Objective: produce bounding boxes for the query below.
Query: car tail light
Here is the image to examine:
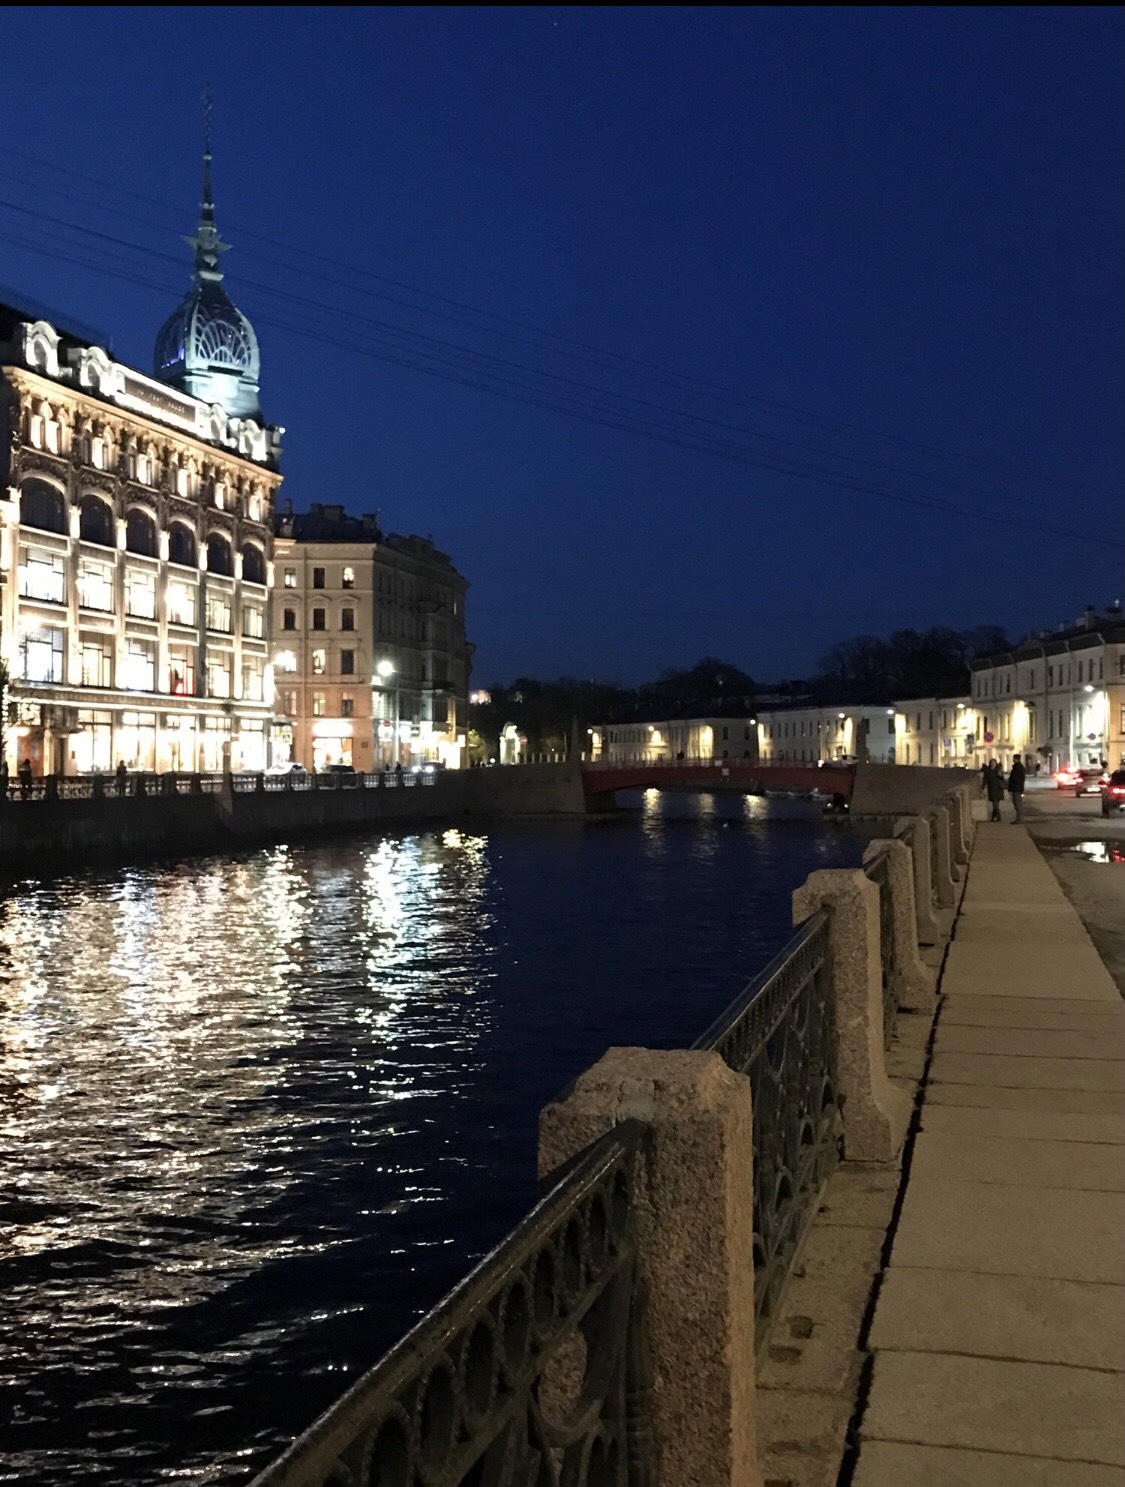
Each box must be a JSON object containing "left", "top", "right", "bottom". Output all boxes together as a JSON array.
[{"left": 1111, "top": 787, "right": 1125, "bottom": 797}]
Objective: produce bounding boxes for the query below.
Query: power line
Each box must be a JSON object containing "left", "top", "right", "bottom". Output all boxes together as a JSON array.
[{"left": 0, "top": 141, "right": 1117, "bottom": 505}]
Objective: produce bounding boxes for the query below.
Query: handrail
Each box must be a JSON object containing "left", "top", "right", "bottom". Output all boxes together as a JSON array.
[
  {"left": 692, "top": 908, "right": 838, "bottom": 1344},
  {"left": 249, "top": 1121, "right": 651, "bottom": 1487}
]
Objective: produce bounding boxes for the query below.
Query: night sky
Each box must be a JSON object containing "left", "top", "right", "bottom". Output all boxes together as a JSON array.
[{"left": 0, "top": 6, "right": 1120, "bottom": 685}]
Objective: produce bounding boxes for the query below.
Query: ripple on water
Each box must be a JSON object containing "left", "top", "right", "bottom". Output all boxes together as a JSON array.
[{"left": 0, "top": 796, "right": 861, "bottom": 1483}]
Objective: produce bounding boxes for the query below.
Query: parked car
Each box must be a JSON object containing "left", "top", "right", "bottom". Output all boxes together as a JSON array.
[
  {"left": 321, "top": 762, "right": 357, "bottom": 776},
  {"left": 1055, "top": 766, "right": 1105, "bottom": 796},
  {"left": 411, "top": 761, "right": 446, "bottom": 775},
  {"left": 1101, "top": 770, "right": 1125, "bottom": 816},
  {"left": 267, "top": 761, "right": 307, "bottom": 778}
]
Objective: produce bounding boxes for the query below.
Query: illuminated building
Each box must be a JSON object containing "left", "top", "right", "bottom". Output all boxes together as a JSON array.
[
  {"left": 272, "top": 503, "right": 470, "bottom": 772},
  {"left": 0, "top": 139, "right": 282, "bottom": 775},
  {"left": 755, "top": 705, "right": 895, "bottom": 764}
]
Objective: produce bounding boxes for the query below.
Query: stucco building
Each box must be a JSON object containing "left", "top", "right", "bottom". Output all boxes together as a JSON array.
[
  {"left": 755, "top": 704, "right": 896, "bottom": 765},
  {"left": 272, "top": 504, "right": 470, "bottom": 772},
  {"left": 0, "top": 145, "right": 282, "bottom": 775}
]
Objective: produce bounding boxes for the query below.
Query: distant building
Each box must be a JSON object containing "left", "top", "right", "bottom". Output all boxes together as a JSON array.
[
  {"left": 891, "top": 697, "right": 973, "bottom": 768},
  {"left": 0, "top": 141, "right": 282, "bottom": 775},
  {"left": 756, "top": 704, "right": 896, "bottom": 765},
  {"left": 590, "top": 716, "right": 760, "bottom": 764},
  {"left": 272, "top": 503, "right": 470, "bottom": 772}
]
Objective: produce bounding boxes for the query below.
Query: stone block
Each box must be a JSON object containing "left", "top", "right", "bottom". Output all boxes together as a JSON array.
[
  {"left": 891, "top": 1178, "right": 1124, "bottom": 1282},
  {"left": 925, "top": 1082, "right": 1125, "bottom": 1114},
  {"left": 755, "top": 1385, "right": 854, "bottom": 1487},
  {"left": 908, "top": 1130, "right": 1123, "bottom": 1190},
  {"left": 870, "top": 1266, "right": 1125, "bottom": 1369},
  {"left": 853, "top": 1440, "right": 1125, "bottom": 1487},
  {"left": 919, "top": 1100, "right": 1125, "bottom": 1145},
  {"left": 538, "top": 1046, "right": 763, "bottom": 1487},
  {"left": 813, "top": 1165, "right": 900, "bottom": 1230},
  {"left": 935, "top": 1023, "right": 1121, "bottom": 1060},
  {"left": 792, "top": 870, "right": 912, "bottom": 1162},
  {"left": 940, "top": 995, "right": 1125, "bottom": 1030},
  {"left": 930, "top": 1051, "right": 1123, "bottom": 1091},
  {"left": 861, "top": 1351, "right": 1125, "bottom": 1465}
]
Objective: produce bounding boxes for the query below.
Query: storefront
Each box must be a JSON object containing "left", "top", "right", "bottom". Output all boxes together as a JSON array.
[
  {"left": 237, "top": 718, "right": 266, "bottom": 772},
  {"left": 311, "top": 718, "right": 353, "bottom": 772},
  {"left": 117, "top": 710, "right": 157, "bottom": 771},
  {"left": 71, "top": 710, "right": 113, "bottom": 773}
]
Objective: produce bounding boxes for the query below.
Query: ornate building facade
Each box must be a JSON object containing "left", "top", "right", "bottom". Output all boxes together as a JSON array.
[
  {"left": 272, "top": 504, "right": 470, "bottom": 772},
  {"left": 0, "top": 145, "right": 283, "bottom": 775}
]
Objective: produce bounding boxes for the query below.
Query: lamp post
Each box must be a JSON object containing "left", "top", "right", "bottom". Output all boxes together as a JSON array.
[{"left": 375, "top": 660, "right": 399, "bottom": 768}]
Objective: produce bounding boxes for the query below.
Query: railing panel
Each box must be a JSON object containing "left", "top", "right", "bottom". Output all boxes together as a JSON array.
[
  {"left": 692, "top": 910, "right": 838, "bottom": 1346},
  {"left": 249, "top": 1123, "right": 651, "bottom": 1487}
]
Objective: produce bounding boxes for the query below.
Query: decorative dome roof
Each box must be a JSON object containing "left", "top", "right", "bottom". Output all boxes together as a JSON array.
[{"left": 153, "top": 117, "right": 262, "bottom": 421}]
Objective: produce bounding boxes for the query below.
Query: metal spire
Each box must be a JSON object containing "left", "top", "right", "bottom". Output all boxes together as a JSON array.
[{"left": 187, "top": 84, "right": 228, "bottom": 283}]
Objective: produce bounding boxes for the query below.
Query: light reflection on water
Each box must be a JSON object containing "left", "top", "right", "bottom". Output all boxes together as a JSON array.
[{"left": 0, "top": 797, "right": 860, "bottom": 1484}]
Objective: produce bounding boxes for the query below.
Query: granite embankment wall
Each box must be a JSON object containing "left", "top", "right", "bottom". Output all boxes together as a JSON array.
[
  {"left": 849, "top": 761, "right": 973, "bottom": 817},
  {"left": 0, "top": 764, "right": 588, "bottom": 874}
]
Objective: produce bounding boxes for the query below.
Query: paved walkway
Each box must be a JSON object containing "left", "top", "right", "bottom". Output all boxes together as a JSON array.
[{"left": 853, "top": 822, "right": 1125, "bottom": 1487}]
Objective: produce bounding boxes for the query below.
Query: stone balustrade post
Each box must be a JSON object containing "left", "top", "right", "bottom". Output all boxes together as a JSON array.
[
  {"left": 539, "top": 1048, "right": 763, "bottom": 1487},
  {"left": 930, "top": 804, "right": 958, "bottom": 906},
  {"left": 891, "top": 820, "right": 945, "bottom": 945},
  {"left": 862, "top": 839, "right": 936, "bottom": 1011},
  {"left": 792, "top": 871, "right": 911, "bottom": 1162}
]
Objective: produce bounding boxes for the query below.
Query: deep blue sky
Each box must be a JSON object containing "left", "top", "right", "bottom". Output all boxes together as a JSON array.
[{"left": 1, "top": 6, "right": 1121, "bottom": 685}]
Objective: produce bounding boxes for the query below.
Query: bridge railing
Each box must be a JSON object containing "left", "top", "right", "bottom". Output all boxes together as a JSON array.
[
  {"left": 582, "top": 755, "right": 852, "bottom": 771},
  {"left": 245, "top": 784, "right": 973, "bottom": 1487}
]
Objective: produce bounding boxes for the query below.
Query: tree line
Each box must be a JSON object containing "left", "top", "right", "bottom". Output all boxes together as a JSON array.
[{"left": 469, "top": 626, "right": 1009, "bottom": 761}]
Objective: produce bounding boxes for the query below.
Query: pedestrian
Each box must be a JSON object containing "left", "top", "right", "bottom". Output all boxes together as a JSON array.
[
  {"left": 984, "top": 760, "right": 1005, "bottom": 822},
  {"left": 18, "top": 756, "right": 32, "bottom": 800},
  {"left": 1007, "top": 756, "right": 1026, "bottom": 824},
  {"left": 115, "top": 759, "right": 128, "bottom": 797}
]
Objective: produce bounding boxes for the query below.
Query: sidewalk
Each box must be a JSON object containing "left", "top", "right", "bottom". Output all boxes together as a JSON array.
[{"left": 853, "top": 822, "right": 1125, "bottom": 1486}]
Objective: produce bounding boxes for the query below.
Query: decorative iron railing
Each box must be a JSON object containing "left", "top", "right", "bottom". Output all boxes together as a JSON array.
[
  {"left": 1, "top": 770, "right": 439, "bottom": 802},
  {"left": 248, "top": 1122, "right": 652, "bottom": 1487},
  {"left": 864, "top": 850, "right": 897, "bottom": 1042},
  {"left": 691, "top": 909, "right": 839, "bottom": 1345}
]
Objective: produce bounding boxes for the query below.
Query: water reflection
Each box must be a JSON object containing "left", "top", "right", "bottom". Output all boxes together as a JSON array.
[{"left": 0, "top": 802, "right": 858, "bottom": 1484}]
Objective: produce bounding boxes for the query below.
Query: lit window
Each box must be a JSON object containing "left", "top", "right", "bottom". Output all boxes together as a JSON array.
[
  {"left": 342, "top": 566, "right": 355, "bottom": 589},
  {"left": 169, "top": 652, "right": 196, "bottom": 696},
  {"left": 312, "top": 648, "right": 326, "bottom": 675},
  {"left": 123, "top": 638, "right": 156, "bottom": 692},
  {"left": 19, "top": 626, "right": 65, "bottom": 683},
  {"left": 284, "top": 567, "right": 297, "bottom": 589},
  {"left": 242, "top": 605, "right": 265, "bottom": 640},
  {"left": 241, "top": 659, "right": 264, "bottom": 701},
  {"left": 275, "top": 650, "right": 298, "bottom": 673},
  {"left": 125, "top": 569, "right": 156, "bottom": 619},
  {"left": 18, "top": 549, "right": 66, "bottom": 604},
  {"left": 80, "top": 638, "right": 113, "bottom": 688},
  {"left": 167, "top": 582, "right": 197, "bottom": 627},
  {"left": 206, "top": 594, "right": 232, "bottom": 633},
  {"left": 312, "top": 692, "right": 327, "bottom": 717},
  {"left": 207, "top": 656, "right": 232, "bottom": 698},
  {"left": 78, "top": 560, "right": 114, "bottom": 612}
]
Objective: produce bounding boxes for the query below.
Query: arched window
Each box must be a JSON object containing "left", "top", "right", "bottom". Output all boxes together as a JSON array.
[
  {"left": 168, "top": 523, "right": 197, "bottom": 569},
  {"left": 19, "top": 480, "right": 67, "bottom": 535},
  {"left": 125, "top": 507, "right": 157, "bottom": 558},
  {"left": 79, "top": 494, "right": 115, "bottom": 547},
  {"left": 206, "top": 532, "right": 233, "bottom": 577},
  {"left": 241, "top": 542, "right": 266, "bottom": 585}
]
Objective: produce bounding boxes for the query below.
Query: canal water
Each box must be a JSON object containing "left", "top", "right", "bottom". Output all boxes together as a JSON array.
[{"left": 0, "top": 792, "right": 864, "bottom": 1485}]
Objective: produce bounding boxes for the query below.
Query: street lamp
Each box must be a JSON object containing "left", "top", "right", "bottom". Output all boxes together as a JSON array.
[{"left": 374, "top": 660, "right": 399, "bottom": 768}]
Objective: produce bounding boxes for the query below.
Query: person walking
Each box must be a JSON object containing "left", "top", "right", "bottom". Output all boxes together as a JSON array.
[
  {"left": 115, "top": 759, "right": 128, "bottom": 797},
  {"left": 18, "top": 756, "right": 32, "bottom": 800},
  {"left": 984, "top": 760, "right": 1005, "bottom": 822},
  {"left": 1008, "top": 756, "right": 1027, "bottom": 824}
]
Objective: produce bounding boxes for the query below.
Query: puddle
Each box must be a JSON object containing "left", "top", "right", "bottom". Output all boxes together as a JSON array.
[{"left": 1039, "top": 839, "right": 1125, "bottom": 864}]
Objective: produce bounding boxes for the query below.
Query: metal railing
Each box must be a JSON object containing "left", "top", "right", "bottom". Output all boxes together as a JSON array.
[
  {"left": 0, "top": 770, "right": 440, "bottom": 802},
  {"left": 692, "top": 908, "right": 839, "bottom": 1345},
  {"left": 864, "top": 850, "right": 898, "bottom": 1042},
  {"left": 249, "top": 1123, "right": 652, "bottom": 1487}
]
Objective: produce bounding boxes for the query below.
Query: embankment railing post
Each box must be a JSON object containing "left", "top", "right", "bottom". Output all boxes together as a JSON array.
[
  {"left": 792, "top": 870, "right": 911, "bottom": 1162},
  {"left": 928, "top": 803, "right": 957, "bottom": 908},
  {"left": 539, "top": 1048, "right": 763, "bottom": 1487},
  {"left": 862, "top": 839, "right": 936, "bottom": 1012}
]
